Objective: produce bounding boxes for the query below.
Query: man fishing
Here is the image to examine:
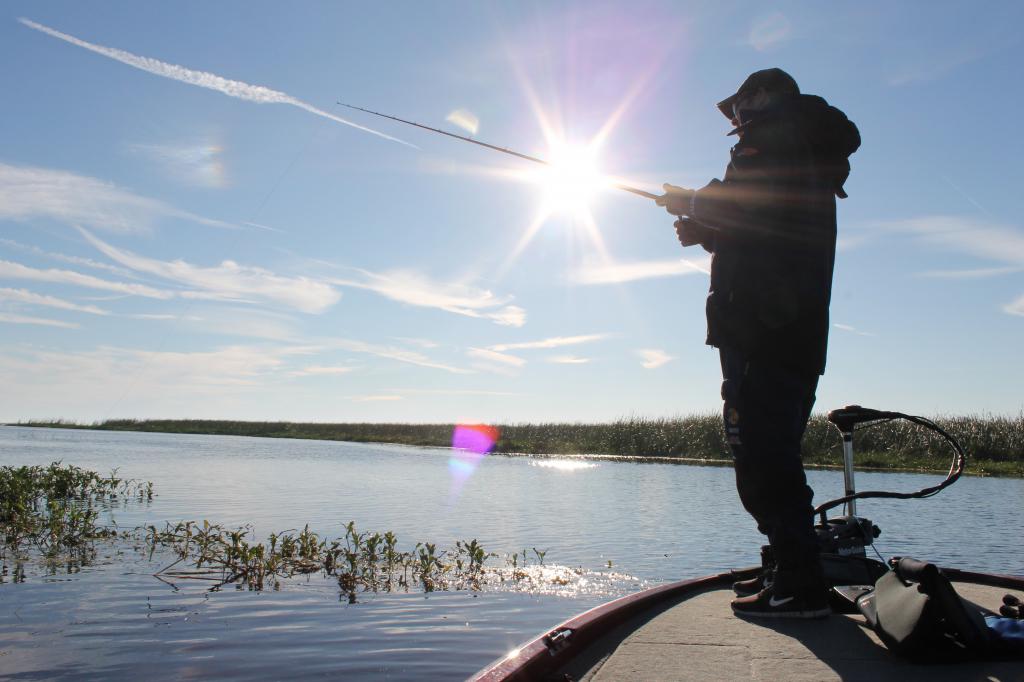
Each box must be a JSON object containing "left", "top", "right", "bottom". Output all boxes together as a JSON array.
[{"left": 656, "top": 68, "right": 860, "bottom": 618}]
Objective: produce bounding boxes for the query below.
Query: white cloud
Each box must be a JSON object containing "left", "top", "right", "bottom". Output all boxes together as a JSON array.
[
  {"left": 570, "top": 257, "right": 710, "bottom": 285},
  {"left": 128, "top": 142, "right": 226, "bottom": 188},
  {"left": 350, "top": 395, "right": 403, "bottom": 402},
  {"left": 20, "top": 18, "right": 410, "bottom": 147},
  {"left": 1003, "top": 295, "right": 1024, "bottom": 317},
  {"left": 833, "top": 323, "right": 876, "bottom": 338},
  {"left": 289, "top": 365, "right": 354, "bottom": 377},
  {"left": 878, "top": 215, "right": 1024, "bottom": 266},
  {"left": 0, "top": 287, "right": 109, "bottom": 315},
  {"left": 385, "top": 388, "right": 519, "bottom": 397},
  {"left": 0, "top": 238, "right": 137, "bottom": 277},
  {"left": 445, "top": 109, "right": 480, "bottom": 135},
  {"left": 80, "top": 229, "right": 341, "bottom": 313},
  {"left": 749, "top": 12, "right": 792, "bottom": 51},
  {"left": 0, "top": 259, "right": 174, "bottom": 299},
  {"left": 326, "top": 337, "right": 471, "bottom": 374},
  {"left": 548, "top": 355, "right": 590, "bottom": 364},
  {"left": 0, "top": 161, "right": 232, "bottom": 233},
  {"left": 0, "top": 312, "right": 79, "bottom": 328},
  {"left": 490, "top": 333, "right": 608, "bottom": 352},
  {"left": 637, "top": 348, "right": 674, "bottom": 369},
  {"left": 0, "top": 344, "right": 290, "bottom": 396},
  {"left": 328, "top": 269, "right": 525, "bottom": 326},
  {"left": 467, "top": 347, "right": 526, "bottom": 367},
  {"left": 916, "top": 266, "right": 1023, "bottom": 279},
  {"left": 392, "top": 336, "right": 440, "bottom": 349}
]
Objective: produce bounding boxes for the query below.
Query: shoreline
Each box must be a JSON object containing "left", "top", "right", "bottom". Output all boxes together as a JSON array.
[{"left": 6, "top": 419, "right": 1022, "bottom": 478}]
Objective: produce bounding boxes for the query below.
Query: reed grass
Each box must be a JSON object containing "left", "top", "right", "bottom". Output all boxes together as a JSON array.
[
  {"left": 18, "top": 413, "right": 1024, "bottom": 476},
  {"left": 147, "top": 520, "right": 555, "bottom": 600},
  {"left": 1, "top": 464, "right": 571, "bottom": 597}
]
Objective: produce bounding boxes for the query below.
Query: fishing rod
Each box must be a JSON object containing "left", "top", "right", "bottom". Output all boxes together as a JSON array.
[{"left": 337, "top": 101, "right": 660, "bottom": 202}]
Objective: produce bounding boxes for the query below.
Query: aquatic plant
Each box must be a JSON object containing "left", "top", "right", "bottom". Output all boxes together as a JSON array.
[
  {"left": 0, "top": 462, "right": 152, "bottom": 576},
  {"left": 145, "top": 520, "right": 586, "bottom": 600}
]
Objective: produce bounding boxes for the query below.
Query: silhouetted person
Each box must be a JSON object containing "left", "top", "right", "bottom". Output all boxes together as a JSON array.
[{"left": 657, "top": 68, "right": 860, "bottom": 618}]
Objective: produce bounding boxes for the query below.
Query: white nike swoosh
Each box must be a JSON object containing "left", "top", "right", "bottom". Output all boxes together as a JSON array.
[{"left": 768, "top": 595, "right": 794, "bottom": 607}]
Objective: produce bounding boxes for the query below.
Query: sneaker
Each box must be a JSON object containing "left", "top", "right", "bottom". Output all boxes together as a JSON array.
[
  {"left": 731, "top": 586, "right": 830, "bottom": 619},
  {"left": 733, "top": 569, "right": 774, "bottom": 597}
]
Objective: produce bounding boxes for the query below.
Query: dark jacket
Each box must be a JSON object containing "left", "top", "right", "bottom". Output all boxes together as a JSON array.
[{"left": 689, "top": 94, "right": 860, "bottom": 375}]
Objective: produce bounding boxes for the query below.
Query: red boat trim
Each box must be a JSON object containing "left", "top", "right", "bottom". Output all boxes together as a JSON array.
[
  {"left": 470, "top": 566, "right": 760, "bottom": 682},
  {"left": 940, "top": 566, "right": 1024, "bottom": 591},
  {"left": 470, "top": 565, "right": 1024, "bottom": 681}
]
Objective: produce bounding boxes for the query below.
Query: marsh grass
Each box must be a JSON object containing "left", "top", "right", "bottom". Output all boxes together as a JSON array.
[
  {"left": 0, "top": 462, "right": 153, "bottom": 580},
  {"left": 147, "top": 519, "right": 564, "bottom": 601},
  {"left": 1, "top": 464, "right": 576, "bottom": 598},
  {"left": 21, "top": 413, "right": 1024, "bottom": 476}
]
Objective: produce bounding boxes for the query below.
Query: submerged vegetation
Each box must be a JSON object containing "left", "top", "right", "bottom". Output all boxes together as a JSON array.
[
  {"left": 16, "top": 413, "right": 1024, "bottom": 476},
  {"left": 0, "top": 462, "right": 152, "bottom": 580},
  {"left": 2, "top": 463, "right": 595, "bottom": 597},
  {"left": 148, "top": 520, "right": 572, "bottom": 600}
]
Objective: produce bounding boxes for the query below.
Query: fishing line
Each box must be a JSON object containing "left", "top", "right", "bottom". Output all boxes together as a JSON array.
[{"left": 336, "top": 101, "right": 660, "bottom": 201}]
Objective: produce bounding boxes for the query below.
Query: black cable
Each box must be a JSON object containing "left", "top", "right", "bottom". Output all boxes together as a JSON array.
[{"left": 814, "top": 410, "right": 966, "bottom": 517}]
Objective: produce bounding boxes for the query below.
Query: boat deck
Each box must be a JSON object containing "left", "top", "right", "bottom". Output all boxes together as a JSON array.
[{"left": 564, "top": 582, "right": 1020, "bottom": 682}]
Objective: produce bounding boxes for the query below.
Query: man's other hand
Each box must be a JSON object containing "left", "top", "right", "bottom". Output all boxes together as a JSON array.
[
  {"left": 655, "top": 183, "right": 694, "bottom": 216},
  {"left": 675, "top": 217, "right": 708, "bottom": 248}
]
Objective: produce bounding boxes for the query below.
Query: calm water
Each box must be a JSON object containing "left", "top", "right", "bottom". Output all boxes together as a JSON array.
[{"left": 1, "top": 426, "right": 1021, "bottom": 679}]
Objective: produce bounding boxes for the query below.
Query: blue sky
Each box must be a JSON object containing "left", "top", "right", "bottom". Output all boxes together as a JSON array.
[{"left": 2, "top": 2, "right": 1022, "bottom": 423}]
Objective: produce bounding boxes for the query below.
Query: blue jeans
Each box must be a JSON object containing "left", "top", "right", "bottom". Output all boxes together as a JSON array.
[{"left": 720, "top": 348, "right": 820, "bottom": 580}]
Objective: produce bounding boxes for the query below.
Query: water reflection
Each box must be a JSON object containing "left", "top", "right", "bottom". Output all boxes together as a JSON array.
[
  {"left": 1, "top": 425, "right": 1022, "bottom": 680},
  {"left": 529, "top": 459, "right": 599, "bottom": 471}
]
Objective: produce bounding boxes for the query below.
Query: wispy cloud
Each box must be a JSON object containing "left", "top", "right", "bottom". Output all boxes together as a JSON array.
[
  {"left": 0, "top": 238, "right": 137, "bottom": 277},
  {"left": 392, "top": 336, "right": 440, "bottom": 349},
  {"left": 289, "top": 365, "right": 354, "bottom": 377},
  {"left": 19, "top": 18, "right": 410, "bottom": 147},
  {"left": 637, "top": 348, "right": 674, "bottom": 369},
  {"left": 350, "top": 395, "right": 403, "bottom": 402},
  {"left": 467, "top": 347, "right": 526, "bottom": 367},
  {"left": 888, "top": 45, "right": 990, "bottom": 87},
  {"left": 878, "top": 215, "right": 1024, "bottom": 265},
  {"left": 877, "top": 216, "right": 1024, "bottom": 315},
  {"left": 80, "top": 229, "right": 341, "bottom": 313},
  {"left": 0, "top": 312, "right": 79, "bottom": 328},
  {"left": 0, "top": 287, "right": 109, "bottom": 315},
  {"left": 0, "top": 162, "right": 233, "bottom": 233},
  {"left": 1004, "top": 295, "right": 1024, "bottom": 317},
  {"left": 127, "top": 141, "right": 226, "bottom": 188},
  {"left": 916, "top": 266, "right": 1023, "bottom": 279},
  {"left": 749, "top": 12, "right": 792, "bottom": 51},
  {"left": 833, "top": 323, "right": 876, "bottom": 338},
  {"left": 326, "top": 337, "right": 471, "bottom": 374},
  {"left": 548, "top": 355, "right": 590, "bottom": 364},
  {"left": 445, "top": 109, "right": 480, "bottom": 135},
  {"left": 490, "top": 333, "right": 608, "bottom": 352},
  {"left": 570, "top": 257, "right": 710, "bottom": 285},
  {"left": 328, "top": 269, "right": 525, "bottom": 326},
  {"left": 0, "top": 260, "right": 174, "bottom": 299},
  {"left": 384, "top": 388, "right": 519, "bottom": 397}
]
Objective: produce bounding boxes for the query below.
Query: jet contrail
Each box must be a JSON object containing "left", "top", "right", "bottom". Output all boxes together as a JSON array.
[{"left": 18, "top": 18, "right": 413, "bottom": 147}]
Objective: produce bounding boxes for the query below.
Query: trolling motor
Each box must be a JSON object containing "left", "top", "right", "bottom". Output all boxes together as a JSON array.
[
  {"left": 757, "top": 405, "right": 967, "bottom": 588},
  {"left": 815, "top": 405, "right": 967, "bottom": 587}
]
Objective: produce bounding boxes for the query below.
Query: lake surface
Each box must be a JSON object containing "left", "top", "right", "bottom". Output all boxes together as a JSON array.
[{"left": 1, "top": 426, "right": 1021, "bottom": 679}]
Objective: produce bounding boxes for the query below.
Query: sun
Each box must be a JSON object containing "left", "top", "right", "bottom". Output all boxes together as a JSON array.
[{"left": 534, "top": 142, "right": 607, "bottom": 218}]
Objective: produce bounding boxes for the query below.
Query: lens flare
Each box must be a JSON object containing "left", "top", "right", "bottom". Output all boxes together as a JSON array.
[
  {"left": 536, "top": 142, "right": 605, "bottom": 215},
  {"left": 448, "top": 424, "right": 500, "bottom": 495}
]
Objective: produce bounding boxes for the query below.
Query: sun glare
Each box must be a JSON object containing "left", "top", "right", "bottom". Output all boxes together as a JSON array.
[{"left": 535, "top": 142, "right": 606, "bottom": 217}]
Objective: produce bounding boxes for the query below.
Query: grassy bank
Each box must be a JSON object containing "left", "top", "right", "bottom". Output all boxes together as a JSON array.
[{"left": 14, "top": 414, "right": 1024, "bottom": 477}]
